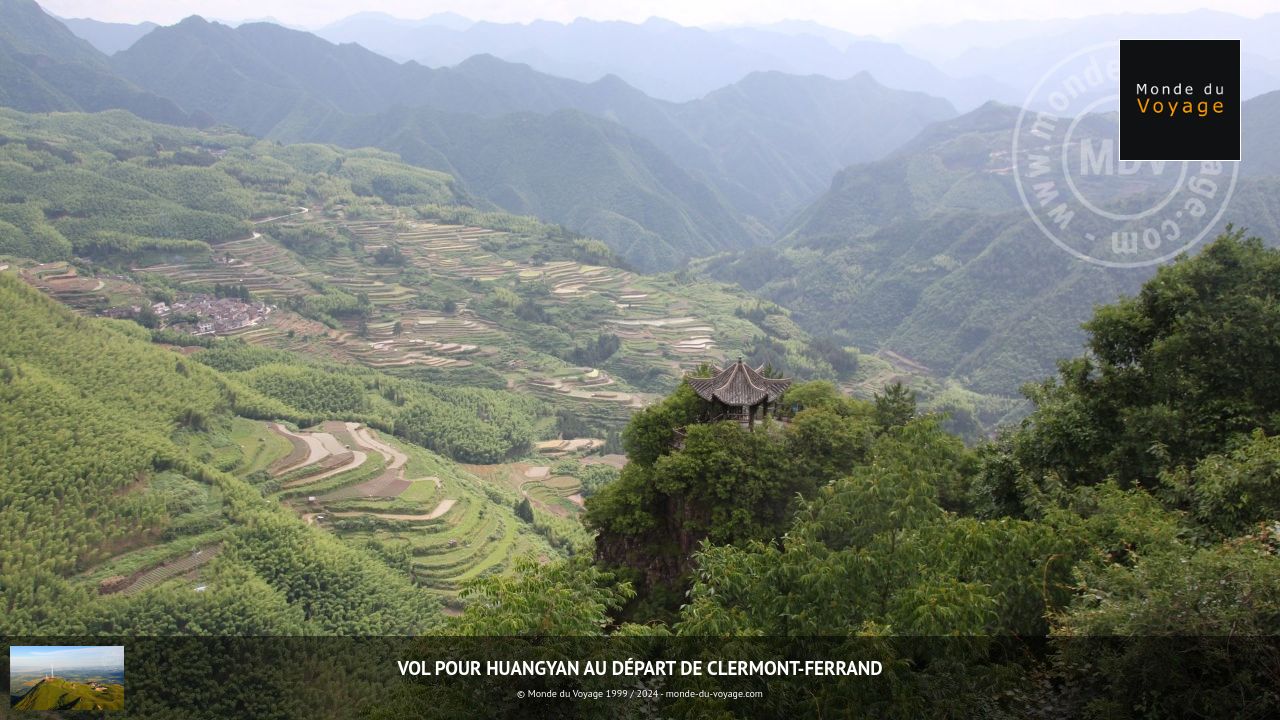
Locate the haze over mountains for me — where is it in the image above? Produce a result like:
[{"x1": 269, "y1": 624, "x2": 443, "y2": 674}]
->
[
  {"x1": 896, "y1": 11, "x2": 1280, "y2": 101},
  {"x1": 7, "y1": 0, "x2": 1280, "y2": 397},
  {"x1": 313, "y1": 14, "x2": 1010, "y2": 110},
  {"x1": 0, "y1": 0, "x2": 186, "y2": 124},
  {"x1": 21, "y1": 4, "x2": 955, "y2": 269},
  {"x1": 702, "y1": 95, "x2": 1280, "y2": 394}
]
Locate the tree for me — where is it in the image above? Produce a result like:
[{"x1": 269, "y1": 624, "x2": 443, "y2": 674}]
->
[
  {"x1": 457, "y1": 557, "x2": 633, "y2": 635},
  {"x1": 586, "y1": 380, "x2": 860, "y2": 611},
  {"x1": 601, "y1": 430, "x2": 622, "y2": 455},
  {"x1": 974, "y1": 230, "x2": 1280, "y2": 515},
  {"x1": 873, "y1": 382, "x2": 916, "y2": 432},
  {"x1": 135, "y1": 305, "x2": 159, "y2": 329},
  {"x1": 677, "y1": 419, "x2": 1069, "y2": 638},
  {"x1": 373, "y1": 244, "x2": 407, "y2": 266},
  {"x1": 514, "y1": 497, "x2": 534, "y2": 523}
]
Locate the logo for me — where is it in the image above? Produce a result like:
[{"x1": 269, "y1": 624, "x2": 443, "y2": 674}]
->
[
  {"x1": 1013, "y1": 42, "x2": 1239, "y2": 268},
  {"x1": 1120, "y1": 39, "x2": 1240, "y2": 161}
]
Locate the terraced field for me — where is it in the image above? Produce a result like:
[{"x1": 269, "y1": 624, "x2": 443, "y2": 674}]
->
[
  {"x1": 316, "y1": 215, "x2": 731, "y2": 376},
  {"x1": 33, "y1": 204, "x2": 794, "y2": 436},
  {"x1": 267, "y1": 420, "x2": 554, "y2": 602},
  {"x1": 520, "y1": 465, "x2": 584, "y2": 516},
  {"x1": 17, "y1": 261, "x2": 146, "y2": 312},
  {"x1": 111, "y1": 545, "x2": 222, "y2": 596},
  {"x1": 75, "y1": 415, "x2": 554, "y2": 609},
  {"x1": 139, "y1": 233, "x2": 314, "y2": 299}
]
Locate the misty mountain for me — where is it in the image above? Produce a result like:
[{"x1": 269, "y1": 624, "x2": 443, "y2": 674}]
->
[
  {"x1": 1242, "y1": 89, "x2": 1280, "y2": 177},
  {"x1": 108, "y1": 16, "x2": 953, "y2": 265},
  {"x1": 704, "y1": 95, "x2": 1280, "y2": 395},
  {"x1": 314, "y1": 14, "x2": 1010, "y2": 110},
  {"x1": 105, "y1": 17, "x2": 759, "y2": 267},
  {"x1": 57, "y1": 16, "x2": 157, "y2": 54},
  {"x1": 902, "y1": 10, "x2": 1280, "y2": 102},
  {"x1": 0, "y1": 0, "x2": 187, "y2": 123}
]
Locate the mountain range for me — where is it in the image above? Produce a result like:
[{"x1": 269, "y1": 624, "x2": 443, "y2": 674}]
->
[
  {"x1": 100, "y1": 14, "x2": 955, "y2": 268},
  {"x1": 0, "y1": 0, "x2": 186, "y2": 124},
  {"x1": 314, "y1": 14, "x2": 1010, "y2": 110},
  {"x1": 7, "y1": 0, "x2": 1280, "y2": 398},
  {"x1": 701, "y1": 94, "x2": 1280, "y2": 395},
  {"x1": 55, "y1": 8, "x2": 1280, "y2": 111}
]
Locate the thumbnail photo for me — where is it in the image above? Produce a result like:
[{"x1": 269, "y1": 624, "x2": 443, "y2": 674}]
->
[{"x1": 8, "y1": 646, "x2": 125, "y2": 713}]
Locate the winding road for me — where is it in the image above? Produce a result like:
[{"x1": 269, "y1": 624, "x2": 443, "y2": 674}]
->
[{"x1": 252, "y1": 206, "x2": 309, "y2": 225}]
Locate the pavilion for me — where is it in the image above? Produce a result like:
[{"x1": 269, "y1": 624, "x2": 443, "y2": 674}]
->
[{"x1": 685, "y1": 359, "x2": 791, "y2": 430}]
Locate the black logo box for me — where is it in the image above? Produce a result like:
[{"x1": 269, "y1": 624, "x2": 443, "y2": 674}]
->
[{"x1": 1120, "y1": 39, "x2": 1241, "y2": 161}]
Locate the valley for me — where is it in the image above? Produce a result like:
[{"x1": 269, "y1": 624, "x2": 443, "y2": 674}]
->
[
  {"x1": 2, "y1": 1, "x2": 1280, "y2": 715},
  {"x1": 0, "y1": 105, "x2": 869, "y2": 626}
]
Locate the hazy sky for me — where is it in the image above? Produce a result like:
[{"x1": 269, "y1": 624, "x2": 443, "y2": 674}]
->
[
  {"x1": 10, "y1": 646, "x2": 125, "y2": 671},
  {"x1": 37, "y1": 0, "x2": 1280, "y2": 36}
]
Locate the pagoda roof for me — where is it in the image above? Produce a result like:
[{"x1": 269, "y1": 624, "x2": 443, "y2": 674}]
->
[{"x1": 686, "y1": 359, "x2": 791, "y2": 407}]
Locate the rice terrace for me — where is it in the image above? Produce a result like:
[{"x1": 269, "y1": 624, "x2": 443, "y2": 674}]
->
[
  {"x1": 5, "y1": 155, "x2": 807, "y2": 610},
  {"x1": 0, "y1": 109, "x2": 945, "y2": 630}
]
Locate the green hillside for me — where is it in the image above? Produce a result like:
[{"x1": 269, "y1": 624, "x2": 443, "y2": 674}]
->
[
  {"x1": 0, "y1": 108, "x2": 878, "y2": 622},
  {"x1": 12, "y1": 677, "x2": 124, "y2": 712},
  {"x1": 0, "y1": 107, "x2": 460, "y2": 263},
  {"x1": 105, "y1": 15, "x2": 954, "y2": 268},
  {"x1": 0, "y1": 0, "x2": 187, "y2": 123},
  {"x1": 0, "y1": 267, "x2": 455, "y2": 634},
  {"x1": 702, "y1": 100, "x2": 1280, "y2": 397},
  {"x1": 0, "y1": 111, "x2": 581, "y2": 625}
]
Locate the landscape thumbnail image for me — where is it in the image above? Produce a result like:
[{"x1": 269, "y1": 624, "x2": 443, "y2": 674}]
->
[{"x1": 8, "y1": 646, "x2": 124, "y2": 714}]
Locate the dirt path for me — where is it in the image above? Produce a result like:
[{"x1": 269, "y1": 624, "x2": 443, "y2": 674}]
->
[
  {"x1": 281, "y1": 421, "x2": 457, "y2": 525},
  {"x1": 315, "y1": 431, "x2": 348, "y2": 456},
  {"x1": 330, "y1": 499, "x2": 456, "y2": 522},
  {"x1": 252, "y1": 206, "x2": 309, "y2": 225},
  {"x1": 282, "y1": 450, "x2": 367, "y2": 488},
  {"x1": 270, "y1": 423, "x2": 330, "y2": 474},
  {"x1": 347, "y1": 422, "x2": 407, "y2": 471}
]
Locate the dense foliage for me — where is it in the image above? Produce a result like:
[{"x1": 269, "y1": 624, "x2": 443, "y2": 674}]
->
[
  {"x1": 703, "y1": 103, "x2": 1280, "y2": 399},
  {"x1": 976, "y1": 231, "x2": 1280, "y2": 516},
  {"x1": 585, "y1": 382, "x2": 881, "y2": 603},
  {"x1": 0, "y1": 107, "x2": 461, "y2": 265},
  {"x1": 0, "y1": 274, "x2": 441, "y2": 635},
  {"x1": 467, "y1": 232, "x2": 1280, "y2": 716}
]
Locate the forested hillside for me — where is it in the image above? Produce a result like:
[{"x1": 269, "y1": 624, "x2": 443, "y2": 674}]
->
[
  {"x1": 702, "y1": 97, "x2": 1280, "y2": 396},
  {"x1": 98, "y1": 13, "x2": 954, "y2": 267},
  {"x1": 0, "y1": 272, "x2": 442, "y2": 634},
  {"x1": 0, "y1": 107, "x2": 460, "y2": 263},
  {"x1": 0, "y1": 108, "x2": 894, "y2": 625},
  {"x1": 0, "y1": 0, "x2": 187, "y2": 123},
  {"x1": 450, "y1": 232, "x2": 1280, "y2": 716}
]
